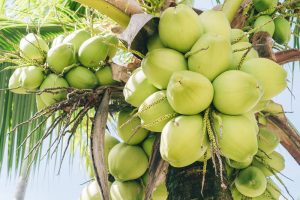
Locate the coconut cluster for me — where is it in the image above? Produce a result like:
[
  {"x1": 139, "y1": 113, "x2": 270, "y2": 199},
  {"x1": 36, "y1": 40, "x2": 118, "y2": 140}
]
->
[
  {"x1": 252, "y1": 0, "x2": 291, "y2": 44},
  {"x1": 9, "y1": 30, "x2": 118, "y2": 110},
  {"x1": 119, "y1": 4, "x2": 288, "y2": 199}
]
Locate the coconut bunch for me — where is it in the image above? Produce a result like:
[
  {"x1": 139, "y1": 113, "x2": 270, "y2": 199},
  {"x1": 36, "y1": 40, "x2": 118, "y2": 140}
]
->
[
  {"x1": 117, "y1": 4, "x2": 289, "y2": 199},
  {"x1": 250, "y1": 0, "x2": 292, "y2": 45},
  {"x1": 9, "y1": 30, "x2": 119, "y2": 110}
]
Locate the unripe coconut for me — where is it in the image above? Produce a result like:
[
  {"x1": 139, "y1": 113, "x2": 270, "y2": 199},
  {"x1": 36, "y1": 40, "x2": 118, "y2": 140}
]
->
[
  {"x1": 124, "y1": 68, "x2": 158, "y2": 107},
  {"x1": 104, "y1": 132, "x2": 119, "y2": 167},
  {"x1": 213, "y1": 70, "x2": 263, "y2": 115},
  {"x1": 63, "y1": 29, "x2": 91, "y2": 53},
  {"x1": 142, "y1": 48, "x2": 187, "y2": 89},
  {"x1": 142, "y1": 134, "x2": 156, "y2": 157},
  {"x1": 47, "y1": 43, "x2": 76, "y2": 74},
  {"x1": 226, "y1": 157, "x2": 253, "y2": 169},
  {"x1": 95, "y1": 65, "x2": 117, "y2": 86},
  {"x1": 214, "y1": 114, "x2": 258, "y2": 162},
  {"x1": 105, "y1": 35, "x2": 119, "y2": 59},
  {"x1": 231, "y1": 186, "x2": 243, "y2": 200},
  {"x1": 152, "y1": 182, "x2": 168, "y2": 200},
  {"x1": 65, "y1": 66, "x2": 98, "y2": 89},
  {"x1": 19, "y1": 33, "x2": 49, "y2": 64},
  {"x1": 187, "y1": 33, "x2": 232, "y2": 81},
  {"x1": 158, "y1": 4, "x2": 203, "y2": 53},
  {"x1": 253, "y1": 179, "x2": 281, "y2": 200},
  {"x1": 36, "y1": 94, "x2": 47, "y2": 112},
  {"x1": 51, "y1": 35, "x2": 64, "y2": 48},
  {"x1": 230, "y1": 29, "x2": 249, "y2": 43},
  {"x1": 80, "y1": 181, "x2": 102, "y2": 200},
  {"x1": 273, "y1": 17, "x2": 291, "y2": 44},
  {"x1": 199, "y1": 10, "x2": 231, "y2": 39},
  {"x1": 78, "y1": 36, "x2": 109, "y2": 68},
  {"x1": 235, "y1": 166, "x2": 267, "y2": 198},
  {"x1": 166, "y1": 70, "x2": 214, "y2": 115},
  {"x1": 117, "y1": 109, "x2": 148, "y2": 145},
  {"x1": 110, "y1": 181, "x2": 143, "y2": 200},
  {"x1": 147, "y1": 34, "x2": 165, "y2": 51},
  {"x1": 253, "y1": 0, "x2": 278, "y2": 12},
  {"x1": 230, "y1": 42, "x2": 259, "y2": 70},
  {"x1": 252, "y1": 151, "x2": 285, "y2": 176},
  {"x1": 40, "y1": 74, "x2": 69, "y2": 106},
  {"x1": 9, "y1": 68, "x2": 27, "y2": 94},
  {"x1": 251, "y1": 100, "x2": 270, "y2": 112},
  {"x1": 254, "y1": 15, "x2": 275, "y2": 36},
  {"x1": 108, "y1": 143, "x2": 148, "y2": 181},
  {"x1": 138, "y1": 91, "x2": 176, "y2": 132},
  {"x1": 241, "y1": 58, "x2": 287, "y2": 100},
  {"x1": 160, "y1": 115, "x2": 208, "y2": 167},
  {"x1": 257, "y1": 128, "x2": 280, "y2": 155},
  {"x1": 20, "y1": 66, "x2": 45, "y2": 91},
  {"x1": 243, "y1": 112, "x2": 259, "y2": 133}
]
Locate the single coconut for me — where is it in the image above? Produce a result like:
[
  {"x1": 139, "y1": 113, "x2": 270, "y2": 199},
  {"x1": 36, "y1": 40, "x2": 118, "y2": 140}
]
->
[
  {"x1": 123, "y1": 68, "x2": 158, "y2": 107},
  {"x1": 230, "y1": 29, "x2": 249, "y2": 43},
  {"x1": 9, "y1": 68, "x2": 27, "y2": 94},
  {"x1": 160, "y1": 115, "x2": 208, "y2": 167},
  {"x1": 243, "y1": 112, "x2": 259, "y2": 133},
  {"x1": 138, "y1": 91, "x2": 176, "y2": 132},
  {"x1": 241, "y1": 58, "x2": 287, "y2": 100},
  {"x1": 213, "y1": 70, "x2": 263, "y2": 115},
  {"x1": 80, "y1": 180, "x2": 102, "y2": 200},
  {"x1": 117, "y1": 108, "x2": 148, "y2": 145},
  {"x1": 78, "y1": 36, "x2": 109, "y2": 68},
  {"x1": 166, "y1": 70, "x2": 214, "y2": 115},
  {"x1": 63, "y1": 29, "x2": 91, "y2": 53},
  {"x1": 51, "y1": 35, "x2": 64, "y2": 48},
  {"x1": 253, "y1": 0, "x2": 278, "y2": 12},
  {"x1": 158, "y1": 4, "x2": 203, "y2": 53},
  {"x1": 252, "y1": 151, "x2": 285, "y2": 176},
  {"x1": 254, "y1": 15, "x2": 275, "y2": 36},
  {"x1": 19, "y1": 33, "x2": 49, "y2": 63},
  {"x1": 47, "y1": 43, "x2": 76, "y2": 74},
  {"x1": 199, "y1": 10, "x2": 231, "y2": 39},
  {"x1": 252, "y1": 179, "x2": 281, "y2": 200},
  {"x1": 231, "y1": 186, "x2": 243, "y2": 200},
  {"x1": 187, "y1": 33, "x2": 232, "y2": 81},
  {"x1": 147, "y1": 34, "x2": 165, "y2": 51},
  {"x1": 20, "y1": 66, "x2": 45, "y2": 91},
  {"x1": 95, "y1": 65, "x2": 117, "y2": 86},
  {"x1": 229, "y1": 42, "x2": 259, "y2": 70},
  {"x1": 104, "y1": 132, "x2": 119, "y2": 167},
  {"x1": 65, "y1": 66, "x2": 98, "y2": 89},
  {"x1": 235, "y1": 166, "x2": 267, "y2": 198},
  {"x1": 214, "y1": 114, "x2": 258, "y2": 162},
  {"x1": 257, "y1": 128, "x2": 280, "y2": 155},
  {"x1": 142, "y1": 48, "x2": 187, "y2": 89},
  {"x1": 40, "y1": 74, "x2": 69, "y2": 106},
  {"x1": 108, "y1": 143, "x2": 148, "y2": 181},
  {"x1": 110, "y1": 181, "x2": 143, "y2": 200},
  {"x1": 273, "y1": 17, "x2": 291, "y2": 44},
  {"x1": 142, "y1": 134, "x2": 156, "y2": 157},
  {"x1": 152, "y1": 182, "x2": 168, "y2": 200},
  {"x1": 226, "y1": 157, "x2": 253, "y2": 169},
  {"x1": 105, "y1": 35, "x2": 119, "y2": 59},
  {"x1": 36, "y1": 94, "x2": 47, "y2": 112}
]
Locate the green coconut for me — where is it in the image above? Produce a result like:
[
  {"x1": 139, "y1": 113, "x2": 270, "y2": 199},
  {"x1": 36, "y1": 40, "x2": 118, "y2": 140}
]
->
[
  {"x1": 108, "y1": 143, "x2": 148, "y2": 181},
  {"x1": 273, "y1": 17, "x2": 291, "y2": 44},
  {"x1": 20, "y1": 66, "x2": 45, "y2": 91},
  {"x1": 214, "y1": 114, "x2": 258, "y2": 162},
  {"x1": 235, "y1": 166, "x2": 267, "y2": 198},
  {"x1": 78, "y1": 36, "x2": 109, "y2": 68},
  {"x1": 231, "y1": 186, "x2": 243, "y2": 200},
  {"x1": 117, "y1": 109, "x2": 148, "y2": 145},
  {"x1": 123, "y1": 68, "x2": 158, "y2": 107},
  {"x1": 36, "y1": 94, "x2": 47, "y2": 112},
  {"x1": 80, "y1": 181, "x2": 102, "y2": 200},
  {"x1": 160, "y1": 115, "x2": 208, "y2": 167},
  {"x1": 199, "y1": 10, "x2": 231, "y2": 39},
  {"x1": 47, "y1": 43, "x2": 76, "y2": 74},
  {"x1": 252, "y1": 151, "x2": 285, "y2": 176},
  {"x1": 110, "y1": 181, "x2": 143, "y2": 200},
  {"x1": 230, "y1": 42, "x2": 259, "y2": 70},
  {"x1": 213, "y1": 70, "x2": 263, "y2": 115},
  {"x1": 65, "y1": 66, "x2": 98, "y2": 89},
  {"x1": 51, "y1": 35, "x2": 64, "y2": 48},
  {"x1": 257, "y1": 128, "x2": 280, "y2": 155},
  {"x1": 19, "y1": 33, "x2": 49, "y2": 64},
  {"x1": 63, "y1": 29, "x2": 91, "y2": 53},
  {"x1": 253, "y1": 0, "x2": 278, "y2": 12},
  {"x1": 142, "y1": 134, "x2": 156, "y2": 157},
  {"x1": 243, "y1": 112, "x2": 259, "y2": 133},
  {"x1": 254, "y1": 15, "x2": 275, "y2": 36},
  {"x1": 9, "y1": 68, "x2": 27, "y2": 94},
  {"x1": 147, "y1": 34, "x2": 165, "y2": 51},
  {"x1": 251, "y1": 100, "x2": 270, "y2": 112},
  {"x1": 230, "y1": 29, "x2": 249, "y2": 43},
  {"x1": 142, "y1": 48, "x2": 187, "y2": 89},
  {"x1": 241, "y1": 58, "x2": 287, "y2": 100},
  {"x1": 104, "y1": 132, "x2": 119, "y2": 167},
  {"x1": 152, "y1": 182, "x2": 168, "y2": 200},
  {"x1": 158, "y1": 4, "x2": 203, "y2": 53},
  {"x1": 187, "y1": 33, "x2": 232, "y2": 81},
  {"x1": 40, "y1": 74, "x2": 69, "y2": 106},
  {"x1": 138, "y1": 91, "x2": 176, "y2": 132},
  {"x1": 226, "y1": 157, "x2": 253, "y2": 169},
  {"x1": 95, "y1": 65, "x2": 117, "y2": 86},
  {"x1": 253, "y1": 179, "x2": 281, "y2": 200},
  {"x1": 105, "y1": 35, "x2": 119, "y2": 59},
  {"x1": 166, "y1": 70, "x2": 214, "y2": 115}
]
